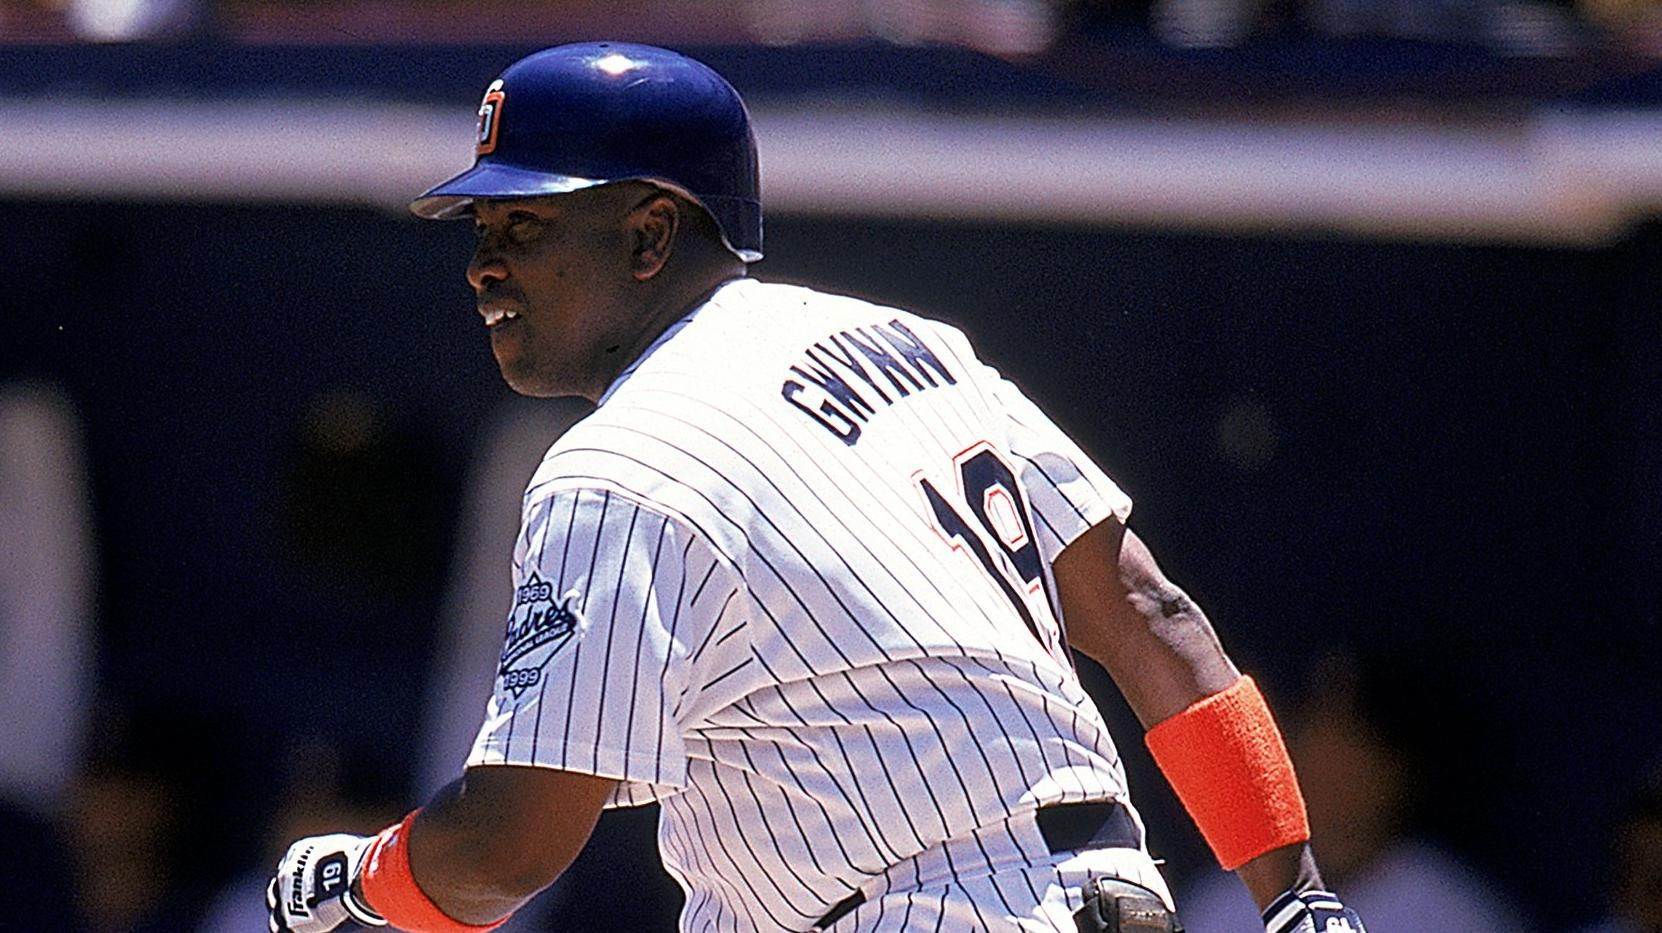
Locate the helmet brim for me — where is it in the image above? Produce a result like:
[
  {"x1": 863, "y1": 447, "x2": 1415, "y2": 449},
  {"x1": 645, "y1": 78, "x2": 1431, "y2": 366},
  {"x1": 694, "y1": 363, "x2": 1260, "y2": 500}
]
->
[
  {"x1": 410, "y1": 162, "x2": 763, "y2": 262},
  {"x1": 408, "y1": 161, "x2": 604, "y2": 220}
]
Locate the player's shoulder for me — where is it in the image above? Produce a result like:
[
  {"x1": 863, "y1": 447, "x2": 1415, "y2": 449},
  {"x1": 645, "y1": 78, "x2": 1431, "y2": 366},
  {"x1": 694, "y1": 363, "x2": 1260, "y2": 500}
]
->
[
  {"x1": 683, "y1": 277, "x2": 951, "y2": 349},
  {"x1": 691, "y1": 276, "x2": 958, "y2": 344},
  {"x1": 755, "y1": 278, "x2": 965, "y2": 340},
  {"x1": 605, "y1": 277, "x2": 959, "y2": 399}
]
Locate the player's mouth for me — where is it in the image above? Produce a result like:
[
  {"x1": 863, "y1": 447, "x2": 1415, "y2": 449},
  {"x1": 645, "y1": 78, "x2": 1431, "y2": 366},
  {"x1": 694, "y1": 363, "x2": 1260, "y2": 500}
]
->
[{"x1": 481, "y1": 305, "x2": 521, "y2": 329}]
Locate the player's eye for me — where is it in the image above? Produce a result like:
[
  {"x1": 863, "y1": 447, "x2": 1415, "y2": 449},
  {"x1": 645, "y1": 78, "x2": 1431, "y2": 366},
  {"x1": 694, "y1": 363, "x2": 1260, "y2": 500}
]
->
[
  {"x1": 505, "y1": 212, "x2": 541, "y2": 240},
  {"x1": 472, "y1": 209, "x2": 543, "y2": 246}
]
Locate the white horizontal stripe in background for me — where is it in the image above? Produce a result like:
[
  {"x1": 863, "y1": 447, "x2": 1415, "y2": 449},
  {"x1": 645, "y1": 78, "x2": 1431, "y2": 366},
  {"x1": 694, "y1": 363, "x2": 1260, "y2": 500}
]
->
[{"x1": 1, "y1": 98, "x2": 1659, "y2": 244}]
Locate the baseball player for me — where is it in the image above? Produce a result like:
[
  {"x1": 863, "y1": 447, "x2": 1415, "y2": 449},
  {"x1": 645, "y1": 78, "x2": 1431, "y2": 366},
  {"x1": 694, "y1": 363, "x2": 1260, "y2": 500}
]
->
[{"x1": 268, "y1": 42, "x2": 1367, "y2": 933}]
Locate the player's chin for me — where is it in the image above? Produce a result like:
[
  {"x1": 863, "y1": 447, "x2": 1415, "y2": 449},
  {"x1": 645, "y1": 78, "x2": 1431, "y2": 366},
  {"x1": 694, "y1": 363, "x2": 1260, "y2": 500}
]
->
[
  {"x1": 495, "y1": 357, "x2": 567, "y2": 399},
  {"x1": 491, "y1": 337, "x2": 534, "y2": 390},
  {"x1": 498, "y1": 367, "x2": 550, "y2": 398}
]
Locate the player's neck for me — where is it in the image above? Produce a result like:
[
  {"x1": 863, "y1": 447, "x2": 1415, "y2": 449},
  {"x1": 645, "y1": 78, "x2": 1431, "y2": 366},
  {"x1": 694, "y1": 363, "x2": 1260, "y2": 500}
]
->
[{"x1": 596, "y1": 264, "x2": 746, "y2": 399}]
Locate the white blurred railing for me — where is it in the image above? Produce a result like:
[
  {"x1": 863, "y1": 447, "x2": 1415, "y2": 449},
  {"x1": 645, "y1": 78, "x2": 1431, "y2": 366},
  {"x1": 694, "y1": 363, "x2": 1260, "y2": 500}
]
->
[{"x1": 2, "y1": 97, "x2": 1660, "y2": 245}]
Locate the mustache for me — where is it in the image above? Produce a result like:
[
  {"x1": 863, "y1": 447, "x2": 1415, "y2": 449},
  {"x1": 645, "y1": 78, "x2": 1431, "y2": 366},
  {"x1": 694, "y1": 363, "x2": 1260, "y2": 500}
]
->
[{"x1": 476, "y1": 285, "x2": 526, "y2": 309}]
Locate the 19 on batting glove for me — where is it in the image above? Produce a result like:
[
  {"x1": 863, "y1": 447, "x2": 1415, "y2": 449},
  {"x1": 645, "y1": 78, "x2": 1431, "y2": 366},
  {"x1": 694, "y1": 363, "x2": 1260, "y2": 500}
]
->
[
  {"x1": 1262, "y1": 888, "x2": 1366, "y2": 933},
  {"x1": 267, "y1": 833, "x2": 387, "y2": 933}
]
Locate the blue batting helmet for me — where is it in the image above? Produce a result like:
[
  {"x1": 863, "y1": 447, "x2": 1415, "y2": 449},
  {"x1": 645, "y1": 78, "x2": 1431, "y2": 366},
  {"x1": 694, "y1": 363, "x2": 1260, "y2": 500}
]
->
[{"x1": 410, "y1": 41, "x2": 763, "y2": 262}]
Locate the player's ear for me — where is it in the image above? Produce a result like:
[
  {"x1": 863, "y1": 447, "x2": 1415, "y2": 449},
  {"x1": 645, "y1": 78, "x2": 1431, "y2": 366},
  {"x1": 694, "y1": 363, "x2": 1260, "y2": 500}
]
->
[{"x1": 625, "y1": 188, "x2": 679, "y2": 282}]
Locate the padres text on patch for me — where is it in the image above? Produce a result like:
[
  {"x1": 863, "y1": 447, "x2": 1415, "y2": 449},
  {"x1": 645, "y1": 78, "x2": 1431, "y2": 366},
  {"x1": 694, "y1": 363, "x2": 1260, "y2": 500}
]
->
[{"x1": 497, "y1": 571, "x2": 578, "y2": 697}]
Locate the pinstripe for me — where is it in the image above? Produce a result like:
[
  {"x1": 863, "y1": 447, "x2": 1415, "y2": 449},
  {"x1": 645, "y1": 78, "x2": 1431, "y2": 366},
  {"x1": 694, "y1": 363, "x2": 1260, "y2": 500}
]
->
[
  {"x1": 538, "y1": 489, "x2": 582, "y2": 761},
  {"x1": 971, "y1": 657, "x2": 1094, "y2": 800},
  {"x1": 674, "y1": 774, "x2": 765, "y2": 928},
  {"x1": 858, "y1": 669, "x2": 971, "y2": 886},
  {"x1": 850, "y1": 721, "x2": 920, "y2": 859},
  {"x1": 870, "y1": 663, "x2": 984, "y2": 831},
  {"x1": 733, "y1": 722, "x2": 873, "y2": 872},
  {"x1": 722, "y1": 700, "x2": 767, "y2": 726},
  {"x1": 1009, "y1": 449, "x2": 1092, "y2": 526},
  {"x1": 703, "y1": 657, "x2": 753, "y2": 690},
  {"x1": 665, "y1": 791, "x2": 759, "y2": 930},
  {"x1": 688, "y1": 591, "x2": 742, "y2": 665},
  {"x1": 960, "y1": 658, "x2": 1044, "y2": 789},
  {"x1": 547, "y1": 398, "x2": 1037, "y2": 680},
  {"x1": 754, "y1": 709, "x2": 897, "y2": 874},
  {"x1": 620, "y1": 511, "x2": 667, "y2": 772},
  {"x1": 527, "y1": 468, "x2": 825, "y2": 680},
  {"x1": 553, "y1": 489, "x2": 608, "y2": 765},
  {"x1": 653, "y1": 533, "x2": 695, "y2": 782},
  {"x1": 687, "y1": 551, "x2": 721, "y2": 606},
  {"x1": 517, "y1": 490, "x2": 573, "y2": 757},
  {"x1": 984, "y1": 866, "x2": 1029, "y2": 922},
  {"x1": 964, "y1": 883, "x2": 995, "y2": 932},
  {"x1": 589, "y1": 496, "x2": 638, "y2": 771},
  {"x1": 904, "y1": 657, "x2": 1021, "y2": 815},
  {"x1": 1014, "y1": 864, "x2": 1046, "y2": 913},
  {"x1": 735, "y1": 740, "x2": 841, "y2": 887}
]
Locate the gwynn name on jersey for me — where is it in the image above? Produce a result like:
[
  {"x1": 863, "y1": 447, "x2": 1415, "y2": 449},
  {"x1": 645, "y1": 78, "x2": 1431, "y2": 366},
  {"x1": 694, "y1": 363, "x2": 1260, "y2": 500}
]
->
[{"x1": 779, "y1": 318, "x2": 957, "y2": 445}]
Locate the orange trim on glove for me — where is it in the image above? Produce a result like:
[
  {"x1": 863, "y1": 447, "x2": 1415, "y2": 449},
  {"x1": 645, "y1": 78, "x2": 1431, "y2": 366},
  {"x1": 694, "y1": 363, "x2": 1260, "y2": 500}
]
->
[
  {"x1": 1144, "y1": 675, "x2": 1310, "y2": 870},
  {"x1": 360, "y1": 810, "x2": 508, "y2": 933}
]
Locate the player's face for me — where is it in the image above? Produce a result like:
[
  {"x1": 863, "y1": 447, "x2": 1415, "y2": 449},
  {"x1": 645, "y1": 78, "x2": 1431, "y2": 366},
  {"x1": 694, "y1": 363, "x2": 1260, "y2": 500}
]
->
[{"x1": 467, "y1": 190, "x2": 643, "y2": 400}]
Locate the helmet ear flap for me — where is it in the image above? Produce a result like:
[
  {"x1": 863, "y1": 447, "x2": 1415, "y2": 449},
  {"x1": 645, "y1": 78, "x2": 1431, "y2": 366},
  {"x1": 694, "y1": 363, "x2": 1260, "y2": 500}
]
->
[{"x1": 410, "y1": 42, "x2": 763, "y2": 263}]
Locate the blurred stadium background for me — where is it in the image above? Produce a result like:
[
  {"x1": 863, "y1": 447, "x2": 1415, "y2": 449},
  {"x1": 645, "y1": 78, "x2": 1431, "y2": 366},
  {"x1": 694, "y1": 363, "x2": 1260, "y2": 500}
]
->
[{"x1": 2, "y1": 1, "x2": 1660, "y2": 931}]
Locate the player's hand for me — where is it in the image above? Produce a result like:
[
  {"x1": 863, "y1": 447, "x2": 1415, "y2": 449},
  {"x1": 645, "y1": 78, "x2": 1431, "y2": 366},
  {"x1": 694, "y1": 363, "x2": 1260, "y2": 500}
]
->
[
  {"x1": 1261, "y1": 888, "x2": 1366, "y2": 933},
  {"x1": 267, "y1": 832, "x2": 388, "y2": 933}
]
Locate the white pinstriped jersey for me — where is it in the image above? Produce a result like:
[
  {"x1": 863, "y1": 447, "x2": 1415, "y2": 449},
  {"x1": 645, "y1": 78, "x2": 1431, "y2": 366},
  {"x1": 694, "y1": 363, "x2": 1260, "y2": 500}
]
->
[{"x1": 468, "y1": 278, "x2": 1142, "y2": 931}]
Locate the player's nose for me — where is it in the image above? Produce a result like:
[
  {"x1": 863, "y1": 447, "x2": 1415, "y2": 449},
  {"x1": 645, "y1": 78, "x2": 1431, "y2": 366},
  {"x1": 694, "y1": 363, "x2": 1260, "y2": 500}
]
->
[{"x1": 467, "y1": 244, "x2": 508, "y2": 292}]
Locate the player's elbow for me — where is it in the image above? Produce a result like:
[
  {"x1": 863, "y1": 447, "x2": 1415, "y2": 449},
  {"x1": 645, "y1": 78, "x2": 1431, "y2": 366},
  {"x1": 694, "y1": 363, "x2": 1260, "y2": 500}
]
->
[
  {"x1": 1060, "y1": 569, "x2": 1213, "y2": 670},
  {"x1": 1137, "y1": 574, "x2": 1242, "y2": 666},
  {"x1": 1126, "y1": 580, "x2": 1208, "y2": 643}
]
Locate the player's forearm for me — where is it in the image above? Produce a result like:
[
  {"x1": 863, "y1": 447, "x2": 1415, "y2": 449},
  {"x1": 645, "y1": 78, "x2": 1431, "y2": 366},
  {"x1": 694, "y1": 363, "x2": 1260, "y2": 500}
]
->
[{"x1": 402, "y1": 779, "x2": 552, "y2": 925}]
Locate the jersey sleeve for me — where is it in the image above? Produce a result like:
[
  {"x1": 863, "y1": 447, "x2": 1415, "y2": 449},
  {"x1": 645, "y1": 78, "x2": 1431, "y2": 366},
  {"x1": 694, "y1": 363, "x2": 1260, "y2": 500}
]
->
[
  {"x1": 466, "y1": 484, "x2": 738, "y2": 803},
  {"x1": 996, "y1": 377, "x2": 1132, "y2": 564}
]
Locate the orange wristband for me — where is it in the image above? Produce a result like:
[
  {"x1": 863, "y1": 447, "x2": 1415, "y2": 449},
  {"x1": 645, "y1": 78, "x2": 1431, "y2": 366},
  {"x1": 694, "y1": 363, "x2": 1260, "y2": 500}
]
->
[
  {"x1": 360, "y1": 810, "x2": 508, "y2": 933},
  {"x1": 1143, "y1": 675, "x2": 1310, "y2": 870}
]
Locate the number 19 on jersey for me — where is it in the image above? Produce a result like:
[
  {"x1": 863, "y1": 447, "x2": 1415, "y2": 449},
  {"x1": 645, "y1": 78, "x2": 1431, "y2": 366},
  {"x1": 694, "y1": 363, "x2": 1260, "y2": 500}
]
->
[{"x1": 915, "y1": 442, "x2": 1067, "y2": 666}]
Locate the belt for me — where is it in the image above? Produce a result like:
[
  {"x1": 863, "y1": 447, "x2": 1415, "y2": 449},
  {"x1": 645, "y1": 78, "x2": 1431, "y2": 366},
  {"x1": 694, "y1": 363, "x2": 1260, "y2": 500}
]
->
[{"x1": 813, "y1": 800, "x2": 1141, "y2": 929}]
